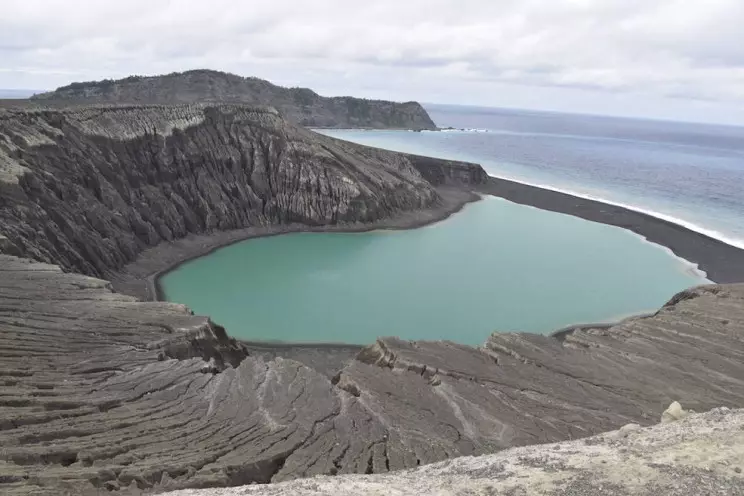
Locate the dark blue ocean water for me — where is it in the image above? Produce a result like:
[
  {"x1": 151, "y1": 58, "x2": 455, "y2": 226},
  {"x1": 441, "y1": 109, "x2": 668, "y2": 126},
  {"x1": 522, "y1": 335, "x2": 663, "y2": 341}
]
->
[{"x1": 323, "y1": 105, "x2": 744, "y2": 248}]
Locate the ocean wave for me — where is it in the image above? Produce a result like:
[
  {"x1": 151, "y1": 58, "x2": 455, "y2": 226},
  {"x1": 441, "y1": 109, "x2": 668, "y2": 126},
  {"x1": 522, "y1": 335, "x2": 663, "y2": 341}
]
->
[
  {"x1": 434, "y1": 128, "x2": 491, "y2": 133},
  {"x1": 486, "y1": 173, "x2": 744, "y2": 251}
]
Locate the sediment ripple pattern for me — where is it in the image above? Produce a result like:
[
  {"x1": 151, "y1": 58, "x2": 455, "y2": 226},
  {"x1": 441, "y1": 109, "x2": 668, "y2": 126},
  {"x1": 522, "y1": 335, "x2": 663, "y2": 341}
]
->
[{"x1": 1, "y1": 254, "x2": 743, "y2": 494}]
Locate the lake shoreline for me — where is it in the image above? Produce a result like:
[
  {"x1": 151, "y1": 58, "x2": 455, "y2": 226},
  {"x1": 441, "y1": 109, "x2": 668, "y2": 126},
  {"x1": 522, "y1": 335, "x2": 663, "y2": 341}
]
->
[
  {"x1": 112, "y1": 173, "x2": 744, "y2": 301},
  {"x1": 477, "y1": 176, "x2": 744, "y2": 284},
  {"x1": 110, "y1": 173, "x2": 744, "y2": 350},
  {"x1": 109, "y1": 188, "x2": 481, "y2": 302}
]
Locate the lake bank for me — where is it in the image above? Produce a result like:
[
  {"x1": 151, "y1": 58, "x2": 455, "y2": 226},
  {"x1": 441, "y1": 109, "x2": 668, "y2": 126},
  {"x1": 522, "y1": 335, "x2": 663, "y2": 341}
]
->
[
  {"x1": 110, "y1": 155, "x2": 744, "y2": 347},
  {"x1": 116, "y1": 169, "x2": 744, "y2": 308},
  {"x1": 5, "y1": 249, "x2": 744, "y2": 492},
  {"x1": 318, "y1": 118, "x2": 744, "y2": 285},
  {"x1": 477, "y1": 175, "x2": 744, "y2": 283},
  {"x1": 157, "y1": 194, "x2": 710, "y2": 345},
  {"x1": 110, "y1": 188, "x2": 480, "y2": 301}
]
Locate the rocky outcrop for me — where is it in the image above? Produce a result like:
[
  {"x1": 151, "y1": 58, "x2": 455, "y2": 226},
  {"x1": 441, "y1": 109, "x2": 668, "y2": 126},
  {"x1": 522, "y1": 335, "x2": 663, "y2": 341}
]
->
[
  {"x1": 662, "y1": 400, "x2": 691, "y2": 424},
  {"x1": 0, "y1": 104, "x2": 483, "y2": 278},
  {"x1": 163, "y1": 407, "x2": 744, "y2": 496},
  {"x1": 1, "y1": 100, "x2": 743, "y2": 496},
  {"x1": 1, "y1": 253, "x2": 743, "y2": 495},
  {"x1": 407, "y1": 154, "x2": 489, "y2": 187},
  {"x1": 30, "y1": 70, "x2": 437, "y2": 130}
]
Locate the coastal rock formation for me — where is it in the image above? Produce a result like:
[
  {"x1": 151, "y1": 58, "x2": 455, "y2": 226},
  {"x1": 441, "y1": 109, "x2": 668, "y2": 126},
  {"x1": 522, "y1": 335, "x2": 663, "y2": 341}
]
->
[
  {"x1": 163, "y1": 407, "x2": 744, "y2": 496},
  {"x1": 1, "y1": 99, "x2": 744, "y2": 495},
  {"x1": 29, "y1": 70, "x2": 437, "y2": 130},
  {"x1": 407, "y1": 154, "x2": 488, "y2": 187},
  {"x1": 1, "y1": 253, "x2": 743, "y2": 495},
  {"x1": 0, "y1": 104, "x2": 482, "y2": 278}
]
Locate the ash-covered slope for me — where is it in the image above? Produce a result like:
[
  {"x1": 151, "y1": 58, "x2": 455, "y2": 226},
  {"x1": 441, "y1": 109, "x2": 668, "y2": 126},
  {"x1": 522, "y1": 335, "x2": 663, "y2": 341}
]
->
[
  {"x1": 0, "y1": 103, "x2": 480, "y2": 278},
  {"x1": 164, "y1": 407, "x2": 744, "y2": 496},
  {"x1": 30, "y1": 70, "x2": 437, "y2": 130},
  {"x1": 1, "y1": 253, "x2": 743, "y2": 495},
  {"x1": 1, "y1": 101, "x2": 743, "y2": 496}
]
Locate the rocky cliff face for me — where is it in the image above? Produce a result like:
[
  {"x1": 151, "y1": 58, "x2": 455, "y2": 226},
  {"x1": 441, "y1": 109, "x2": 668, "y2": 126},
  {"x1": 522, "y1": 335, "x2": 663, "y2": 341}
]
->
[
  {"x1": 1, "y1": 253, "x2": 743, "y2": 495},
  {"x1": 0, "y1": 104, "x2": 480, "y2": 278},
  {"x1": 1, "y1": 101, "x2": 743, "y2": 496},
  {"x1": 406, "y1": 154, "x2": 489, "y2": 187},
  {"x1": 30, "y1": 70, "x2": 438, "y2": 130}
]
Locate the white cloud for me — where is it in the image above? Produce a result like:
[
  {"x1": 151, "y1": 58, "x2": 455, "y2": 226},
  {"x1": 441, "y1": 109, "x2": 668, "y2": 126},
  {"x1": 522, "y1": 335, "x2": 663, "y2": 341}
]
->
[{"x1": 2, "y1": 0, "x2": 744, "y2": 123}]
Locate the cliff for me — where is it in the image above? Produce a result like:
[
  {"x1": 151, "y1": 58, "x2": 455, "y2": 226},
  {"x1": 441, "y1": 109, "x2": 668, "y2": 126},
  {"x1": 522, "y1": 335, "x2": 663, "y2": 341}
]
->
[
  {"x1": 1, "y1": 102, "x2": 743, "y2": 495},
  {"x1": 0, "y1": 104, "x2": 481, "y2": 278},
  {"x1": 163, "y1": 407, "x2": 744, "y2": 496},
  {"x1": 30, "y1": 70, "x2": 438, "y2": 130},
  {"x1": 1, "y1": 253, "x2": 743, "y2": 494}
]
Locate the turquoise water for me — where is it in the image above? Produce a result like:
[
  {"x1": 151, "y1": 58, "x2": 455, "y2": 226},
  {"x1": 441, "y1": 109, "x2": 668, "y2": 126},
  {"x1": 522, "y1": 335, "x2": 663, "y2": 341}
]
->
[{"x1": 160, "y1": 197, "x2": 708, "y2": 345}]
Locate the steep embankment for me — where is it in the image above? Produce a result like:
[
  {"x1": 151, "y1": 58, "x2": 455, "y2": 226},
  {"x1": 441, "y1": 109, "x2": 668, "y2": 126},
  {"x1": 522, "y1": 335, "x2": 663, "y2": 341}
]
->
[
  {"x1": 0, "y1": 104, "x2": 481, "y2": 279},
  {"x1": 1, "y1": 255, "x2": 743, "y2": 495},
  {"x1": 30, "y1": 70, "x2": 437, "y2": 130}
]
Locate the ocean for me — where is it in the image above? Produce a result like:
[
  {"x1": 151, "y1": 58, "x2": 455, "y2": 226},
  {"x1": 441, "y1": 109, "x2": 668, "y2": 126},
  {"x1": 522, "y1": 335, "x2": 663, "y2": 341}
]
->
[
  {"x1": 159, "y1": 105, "x2": 732, "y2": 345},
  {"x1": 324, "y1": 104, "x2": 744, "y2": 249}
]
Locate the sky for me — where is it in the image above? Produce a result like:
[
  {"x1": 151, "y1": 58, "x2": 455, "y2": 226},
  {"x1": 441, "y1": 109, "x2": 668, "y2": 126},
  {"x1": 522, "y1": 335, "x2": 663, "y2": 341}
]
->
[{"x1": 2, "y1": 0, "x2": 744, "y2": 125}]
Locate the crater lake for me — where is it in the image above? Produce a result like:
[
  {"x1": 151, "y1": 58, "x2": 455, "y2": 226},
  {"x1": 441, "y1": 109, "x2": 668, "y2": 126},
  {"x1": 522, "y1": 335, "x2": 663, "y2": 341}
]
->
[{"x1": 160, "y1": 196, "x2": 708, "y2": 345}]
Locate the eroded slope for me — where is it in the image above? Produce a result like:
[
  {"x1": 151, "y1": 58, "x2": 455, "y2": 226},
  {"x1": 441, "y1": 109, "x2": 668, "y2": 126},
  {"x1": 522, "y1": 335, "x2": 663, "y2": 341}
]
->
[
  {"x1": 163, "y1": 407, "x2": 744, "y2": 496},
  {"x1": 1, "y1": 255, "x2": 743, "y2": 494},
  {"x1": 0, "y1": 104, "x2": 464, "y2": 278},
  {"x1": 1, "y1": 101, "x2": 742, "y2": 495}
]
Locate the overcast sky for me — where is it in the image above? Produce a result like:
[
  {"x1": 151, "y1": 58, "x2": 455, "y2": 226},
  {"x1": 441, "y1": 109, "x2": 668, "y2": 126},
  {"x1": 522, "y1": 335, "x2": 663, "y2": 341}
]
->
[{"x1": 2, "y1": 0, "x2": 744, "y2": 125}]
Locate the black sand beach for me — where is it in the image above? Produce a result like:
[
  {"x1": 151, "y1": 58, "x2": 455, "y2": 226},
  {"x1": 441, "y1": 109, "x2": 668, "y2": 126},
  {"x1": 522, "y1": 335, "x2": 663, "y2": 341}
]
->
[{"x1": 476, "y1": 176, "x2": 744, "y2": 284}]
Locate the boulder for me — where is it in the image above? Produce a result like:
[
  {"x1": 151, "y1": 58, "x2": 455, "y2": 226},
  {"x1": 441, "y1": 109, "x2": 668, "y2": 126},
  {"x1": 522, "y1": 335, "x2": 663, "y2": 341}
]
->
[{"x1": 661, "y1": 401, "x2": 690, "y2": 424}]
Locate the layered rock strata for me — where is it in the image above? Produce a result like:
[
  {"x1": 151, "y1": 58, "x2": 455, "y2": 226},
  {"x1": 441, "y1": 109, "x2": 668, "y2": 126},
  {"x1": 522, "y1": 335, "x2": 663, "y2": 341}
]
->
[
  {"x1": 29, "y1": 70, "x2": 438, "y2": 130},
  {"x1": 1, "y1": 101, "x2": 743, "y2": 496},
  {"x1": 163, "y1": 407, "x2": 744, "y2": 496},
  {"x1": 0, "y1": 104, "x2": 482, "y2": 279},
  {"x1": 1, "y1": 255, "x2": 743, "y2": 494}
]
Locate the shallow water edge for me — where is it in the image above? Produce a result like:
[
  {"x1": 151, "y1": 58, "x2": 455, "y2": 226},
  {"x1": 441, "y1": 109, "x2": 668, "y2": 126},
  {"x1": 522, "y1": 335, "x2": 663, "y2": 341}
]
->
[
  {"x1": 110, "y1": 176, "x2": 744, "y2": 347},
  {"x1": 110, "y1": 188, "x2": 479, "y2": 301},
  {"x1": 155, "y1": 199, "x2": 712, "y2": 345},
  {"x1": 476, "y1": 177, "x2": 744, "y2": 284}
]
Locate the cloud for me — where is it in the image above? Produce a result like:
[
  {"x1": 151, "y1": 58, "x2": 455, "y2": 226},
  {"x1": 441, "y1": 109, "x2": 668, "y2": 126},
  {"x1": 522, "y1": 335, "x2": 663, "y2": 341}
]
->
[{"x1": 2, "y1": 0, "x2": 744, "y2": 121}]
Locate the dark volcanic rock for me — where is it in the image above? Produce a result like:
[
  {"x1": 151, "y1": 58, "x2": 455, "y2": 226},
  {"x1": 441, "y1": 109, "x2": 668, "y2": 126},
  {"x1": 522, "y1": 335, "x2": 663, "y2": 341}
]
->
[
  {"x1": 158, "y1": 408, "x2": 744, "y2": 496},
  {"x1": 407, "y1": 154, "x2": 489, "y2": 187},
  {"x1": 0, "y1": 104, "x2": 482, "y2": 278},
  {"x1": 1, "y1": 255, "x2": 743, "y2": 495},
  {"x1": 1, "y1": 100, "x2": 743, "y2": 496},
  {"x1": 30, "y1": 70, "x2": 437, "y2": 130}
]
